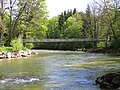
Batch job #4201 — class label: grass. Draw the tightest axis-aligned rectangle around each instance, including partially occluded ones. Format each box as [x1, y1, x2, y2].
[0, 47, 13, 52]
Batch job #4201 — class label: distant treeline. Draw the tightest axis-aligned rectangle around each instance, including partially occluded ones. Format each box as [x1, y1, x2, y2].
[0, 0, 120, 50]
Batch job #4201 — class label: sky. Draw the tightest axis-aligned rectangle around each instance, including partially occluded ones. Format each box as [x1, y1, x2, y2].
[46, 0, 94, 18]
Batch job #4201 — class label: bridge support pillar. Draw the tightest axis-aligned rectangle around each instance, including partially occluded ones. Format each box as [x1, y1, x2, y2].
[93, 41, 97, 48]
[18, 33, 22, 42]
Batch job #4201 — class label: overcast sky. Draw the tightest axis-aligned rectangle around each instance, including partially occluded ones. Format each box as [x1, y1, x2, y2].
[46, 0, 94, 18]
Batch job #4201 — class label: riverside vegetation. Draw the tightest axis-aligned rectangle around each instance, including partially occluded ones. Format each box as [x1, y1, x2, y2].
[0, 39, 37, 59]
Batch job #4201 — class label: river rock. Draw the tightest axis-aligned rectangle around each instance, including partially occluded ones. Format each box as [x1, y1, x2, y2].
[31, 51, 38, 55]
[27, 50, 32, 55]
[96, 72, 120, 89]
[11, 51, 20, 58]
[0, 52, 2, 55]
[6, 52, 12, 58]
[0, 52, 6, 59]
[20, 51, 28, 57]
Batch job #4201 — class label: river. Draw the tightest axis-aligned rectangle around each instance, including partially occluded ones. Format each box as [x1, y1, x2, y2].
[0, 50, 119, 90]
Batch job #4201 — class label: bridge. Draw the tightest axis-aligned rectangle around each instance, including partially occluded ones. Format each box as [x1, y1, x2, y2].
[22, 38, 105, 43]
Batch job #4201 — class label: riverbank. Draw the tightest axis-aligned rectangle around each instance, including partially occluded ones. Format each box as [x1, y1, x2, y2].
[32, 48, 120, 56]
[83, 47, 120, 56]
[0, 49, 74, 60]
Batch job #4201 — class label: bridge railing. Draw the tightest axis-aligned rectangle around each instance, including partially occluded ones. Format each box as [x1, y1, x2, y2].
[22, 38, 106, 43]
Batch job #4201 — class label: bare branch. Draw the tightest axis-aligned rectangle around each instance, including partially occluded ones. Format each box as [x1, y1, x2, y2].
[12, 0, 28, 37]
[12, 0, 17, 8]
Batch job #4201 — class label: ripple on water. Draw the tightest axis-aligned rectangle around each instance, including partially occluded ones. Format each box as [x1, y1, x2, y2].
[0, 75, 41, 88]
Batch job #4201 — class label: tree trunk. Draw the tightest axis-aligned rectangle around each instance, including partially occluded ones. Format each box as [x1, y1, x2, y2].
[9, 0, 13, 44]
[0, 28, 2, 46]
[93, 9, 97, 48]
[0, 0, 4, 46]
[12, 1, 27, 38]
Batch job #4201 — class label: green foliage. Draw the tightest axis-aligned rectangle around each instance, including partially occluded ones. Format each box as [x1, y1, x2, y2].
[58, 8, 77, 31]
[45, 12, 84, 50]
[24, 43, 34, 49]
[96, 0, 120, 49]
[10, 39, 23, 51]
[97, 42, 106, 48]
[61, 13, 83, 38]
[22, 47, 28, 51]
[111, 35, 120, 49]
[0, 0, 48, 46]
[82, 5, 93, 38]
[47, 17, 59, 38]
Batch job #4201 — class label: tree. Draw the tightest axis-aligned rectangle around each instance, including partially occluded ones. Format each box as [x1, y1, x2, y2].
[93, 0, 120, 48]
[21, 0, 48, 48]
[17, 0, 48, 40]
[62, 13, 83, 38]
[0, 0, 28, 44]
[82, 5, 93, 38]
[0, 0, 48, 47]
[47, 17, 59, 38]
[58, 8, 77, 31]
[73, 8, 77, 14]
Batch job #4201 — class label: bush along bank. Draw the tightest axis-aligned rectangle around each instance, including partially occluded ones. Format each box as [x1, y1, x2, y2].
[0, 38, 37, 59]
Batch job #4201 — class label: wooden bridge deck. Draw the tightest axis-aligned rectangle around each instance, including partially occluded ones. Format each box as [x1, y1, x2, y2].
[22, 38, 105, 43]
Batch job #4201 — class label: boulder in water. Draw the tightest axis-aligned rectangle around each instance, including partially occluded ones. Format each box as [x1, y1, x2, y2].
[96, 72, 120, 89]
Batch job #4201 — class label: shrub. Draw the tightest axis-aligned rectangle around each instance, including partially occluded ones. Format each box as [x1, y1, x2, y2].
[24, 43, 34, 49]
[97, 42, 105, 48]
[23, 47, 28, 51]
[110, 34, 120, 49]
[10, 38, 23, 51]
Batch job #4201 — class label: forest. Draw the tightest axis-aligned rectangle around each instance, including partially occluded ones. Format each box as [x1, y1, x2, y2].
[0, 0, 120, 51]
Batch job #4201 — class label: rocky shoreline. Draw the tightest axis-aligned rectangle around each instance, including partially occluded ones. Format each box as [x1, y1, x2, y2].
[0, 50, 38, 60]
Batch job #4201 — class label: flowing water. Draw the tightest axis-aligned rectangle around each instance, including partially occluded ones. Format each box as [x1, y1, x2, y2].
[0, 50, 120, 90]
